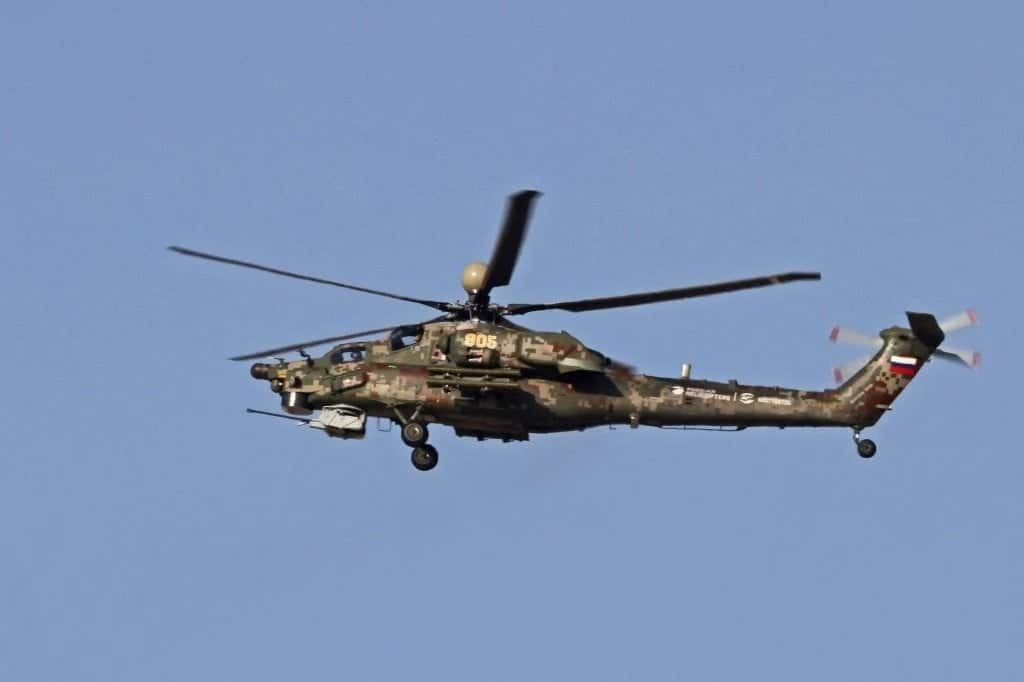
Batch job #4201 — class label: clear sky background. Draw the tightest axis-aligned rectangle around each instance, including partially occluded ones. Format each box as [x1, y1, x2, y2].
[2, 2, 1021, 680]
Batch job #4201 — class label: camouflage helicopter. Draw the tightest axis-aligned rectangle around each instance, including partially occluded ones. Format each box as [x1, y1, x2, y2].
[170, 190, 980, 471]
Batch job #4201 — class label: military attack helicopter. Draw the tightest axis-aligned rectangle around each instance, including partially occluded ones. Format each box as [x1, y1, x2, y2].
[170, 190, 979, 471]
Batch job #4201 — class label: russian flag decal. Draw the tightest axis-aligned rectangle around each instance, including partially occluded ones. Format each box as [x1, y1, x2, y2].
[890, 355, 918, 376]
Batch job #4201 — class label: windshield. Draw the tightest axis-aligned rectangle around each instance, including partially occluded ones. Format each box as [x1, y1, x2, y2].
[329, 346, 366, 365]
[389, 325, 424, 351]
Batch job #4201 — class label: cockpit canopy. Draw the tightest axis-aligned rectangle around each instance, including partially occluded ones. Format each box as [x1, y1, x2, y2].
[389, 325, 425, 351]
[328, 343, 367, 365]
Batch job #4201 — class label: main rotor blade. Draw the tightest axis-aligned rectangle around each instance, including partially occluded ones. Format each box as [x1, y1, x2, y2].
[938, 309, 979, 334]
[230, 325, 404, 361]
[933, 346, 982, 369]
[501, 272, 821, 315]
[169, 246, 451, 312]
[478, 190, 541, 294]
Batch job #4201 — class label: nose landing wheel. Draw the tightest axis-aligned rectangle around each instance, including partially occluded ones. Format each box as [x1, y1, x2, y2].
[411, 444, 439, 471]
[401, 421, 429, 447]
[397, 414, 437, 470]
[852, 429, 878, 459]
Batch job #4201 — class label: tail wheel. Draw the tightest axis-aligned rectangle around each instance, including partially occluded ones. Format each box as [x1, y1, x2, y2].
[857, 439, 877, 459]
[411, 445, 439, 471]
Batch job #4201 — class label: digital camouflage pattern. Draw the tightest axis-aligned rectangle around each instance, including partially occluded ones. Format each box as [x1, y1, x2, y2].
[252, 317, 941, 442]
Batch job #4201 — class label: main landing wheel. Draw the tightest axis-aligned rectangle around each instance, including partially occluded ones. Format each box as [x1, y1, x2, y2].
[411, 444, 439, 472]
[857, 439, 878, 459]
[401, 421, 429, 447]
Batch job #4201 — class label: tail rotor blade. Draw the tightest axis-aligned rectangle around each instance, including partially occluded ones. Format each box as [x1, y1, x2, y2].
[833, 355, 873, 384]
[939, 309, 980, 334]
[933, 346, 982, 369]
[829, 326, 883, 349]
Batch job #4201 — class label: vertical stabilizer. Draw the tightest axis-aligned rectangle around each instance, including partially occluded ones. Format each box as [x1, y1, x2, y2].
[836, 313, 941, 427]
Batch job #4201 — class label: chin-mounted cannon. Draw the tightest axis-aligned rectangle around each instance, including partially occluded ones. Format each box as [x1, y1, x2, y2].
[249, 361, 315, 415]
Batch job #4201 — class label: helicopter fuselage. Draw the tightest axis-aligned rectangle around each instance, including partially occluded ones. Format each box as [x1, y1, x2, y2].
[251, 320, 930, 442]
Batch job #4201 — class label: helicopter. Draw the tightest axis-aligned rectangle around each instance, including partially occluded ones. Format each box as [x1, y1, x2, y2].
[170, 190, 980, 471]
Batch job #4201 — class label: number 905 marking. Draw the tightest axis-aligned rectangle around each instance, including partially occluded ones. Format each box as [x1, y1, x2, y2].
[463, 333, 498, 350]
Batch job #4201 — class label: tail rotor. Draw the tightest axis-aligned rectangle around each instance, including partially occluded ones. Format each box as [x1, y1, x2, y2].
[829, 309, 981, 383]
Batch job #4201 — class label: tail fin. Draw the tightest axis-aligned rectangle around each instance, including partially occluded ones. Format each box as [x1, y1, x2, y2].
[906, 312, 945, 350]
[835, 312, 942, 427]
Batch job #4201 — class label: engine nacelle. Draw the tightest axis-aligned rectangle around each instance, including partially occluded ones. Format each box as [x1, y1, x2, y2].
[518, 332, 608, 373]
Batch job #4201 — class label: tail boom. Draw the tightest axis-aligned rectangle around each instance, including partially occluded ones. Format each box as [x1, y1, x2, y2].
[625, 313, 941, 431]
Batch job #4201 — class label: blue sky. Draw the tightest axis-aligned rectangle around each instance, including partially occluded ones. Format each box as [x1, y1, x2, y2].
[2, 2, 1021, 679]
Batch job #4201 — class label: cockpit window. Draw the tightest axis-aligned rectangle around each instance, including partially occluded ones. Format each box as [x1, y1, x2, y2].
[389, 325, 424, 351]
[330, 348, 365, 365]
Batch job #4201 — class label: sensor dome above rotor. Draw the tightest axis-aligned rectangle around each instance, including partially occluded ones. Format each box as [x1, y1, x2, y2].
[461, 261, 488, 295]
